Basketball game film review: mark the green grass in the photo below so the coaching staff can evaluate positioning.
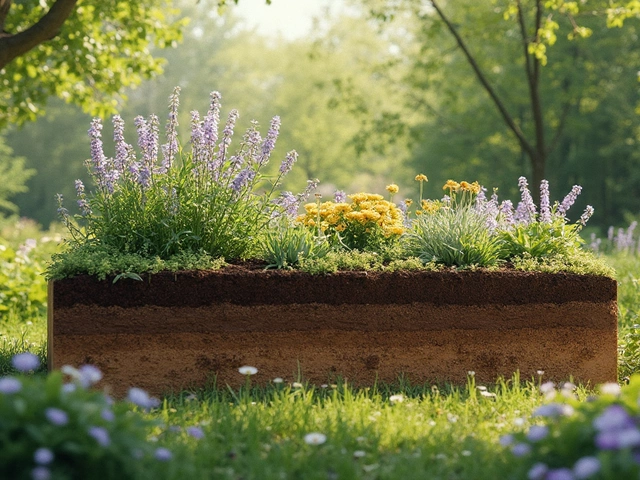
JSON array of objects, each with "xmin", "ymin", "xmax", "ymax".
[{"xmin": 1, "ymin": 247, "xmax": 637, "ymax": 478}]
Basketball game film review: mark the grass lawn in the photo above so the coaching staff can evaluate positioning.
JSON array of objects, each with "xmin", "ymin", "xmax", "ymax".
[{"xmin": 0, "ymin": 251, "xmax": 637, "ymax": 479}]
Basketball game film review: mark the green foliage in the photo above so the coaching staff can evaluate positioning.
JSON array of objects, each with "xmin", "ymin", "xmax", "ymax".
[
  {"xmin": 0, "ymin": 137, "xmax": 35, "ymax": 215},
  {"xmin": 407, "ymin": 205, "xmax": 503, "ymax": 267},
  {"xmin": 46, "ymin": 243, "xmax": 225, "ymax": 281},
  {"xmin": 511, "ymin": 251, "xmax": 615, "ymax": 277},
  {"xmin": 503, "ymin": 375, "xmax": 640, "ymax": 480},
  {"xmin": 498, "ymin": 217, "xmax": 584, "ymax": 259},
  {"xmin": 297, "ymin": 249, "xmax": 438, "ymax": 274},
  {"xmin": 261, "ymin": 222, "xmax": 330, "ymax": 269},
  {"xmin": 0, "ymin": 366, "xmax": 160, "ymax": 480},
  {"xmin": 1, "ymin": 1, "xmax": 186, "ymax": 129}
]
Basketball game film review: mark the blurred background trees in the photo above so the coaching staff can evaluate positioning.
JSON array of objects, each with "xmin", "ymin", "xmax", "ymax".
[{"xmin": 1, "ymin": 0, "xmax": 639, "ymax": 230}]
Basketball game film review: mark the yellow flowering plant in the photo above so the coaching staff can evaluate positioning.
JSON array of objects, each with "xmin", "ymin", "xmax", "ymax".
[{"xmin": 297, "ymin": 192, "xmax": 405, "ymax": 252}]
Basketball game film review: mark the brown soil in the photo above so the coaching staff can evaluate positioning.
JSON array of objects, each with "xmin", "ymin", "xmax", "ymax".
[
  {"xmin": 49, "ymin": 268, "xmax": 618, "ymax": 396},
  {"xmin": 53, "ymin": 267, "xmax": 616, "ymax": 308}
]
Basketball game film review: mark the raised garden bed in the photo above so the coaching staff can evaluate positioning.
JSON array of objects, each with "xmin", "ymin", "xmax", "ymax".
[{"xmin": 48, "ymin": 265, "xmax": 618, "ymax": 396}]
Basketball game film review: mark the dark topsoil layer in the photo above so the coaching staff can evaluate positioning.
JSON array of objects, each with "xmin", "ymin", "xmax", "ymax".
[{"xmin": 53, "ymin": 263, "xmax": 617, "ymax": 308}]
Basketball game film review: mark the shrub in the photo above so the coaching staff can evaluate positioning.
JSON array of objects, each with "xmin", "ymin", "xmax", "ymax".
[
  {"xmin": 0, "ymin": 354, "xmax": 163, "ymax": 480},
  {"xmin": 55, "ymin": 88, "xmax": 314, "ymax": 264},
  {"xmin": 502, "ymin": 376, "xmax": 640, "ymax": 480},
  {"xmin": 261, "ymin": 221, "xmax": 330, "ymax": 269}
]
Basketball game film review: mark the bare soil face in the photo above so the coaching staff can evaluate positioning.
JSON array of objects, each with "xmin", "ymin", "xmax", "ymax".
[{"xmin": 49, "ymin": 267, "xmax": 618, "ymax": 396}]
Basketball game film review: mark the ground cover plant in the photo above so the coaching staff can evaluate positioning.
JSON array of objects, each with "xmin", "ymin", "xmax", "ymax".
[{"xmin": 47, "ymin": 88, "xmax": 611, "ymax": 280}]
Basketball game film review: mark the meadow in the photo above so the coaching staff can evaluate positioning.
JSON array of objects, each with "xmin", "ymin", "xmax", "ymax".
[{"xmin": 1, "ymin": 220, "xmax": 639, "ymax": 479}]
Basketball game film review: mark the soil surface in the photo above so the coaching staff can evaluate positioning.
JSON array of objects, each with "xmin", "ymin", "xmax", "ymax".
[{"xmin": 53, "ymin": 266, "xmax": 617, "ymax": 308}]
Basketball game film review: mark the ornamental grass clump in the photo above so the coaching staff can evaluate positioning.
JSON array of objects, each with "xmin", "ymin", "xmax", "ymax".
[
  {"xmin": 502, "ymin": 376, "xmax": 640, "ymax": 480},
  {"xmin": 56, "ymin": 87, "xmax": 310, "ymax": 263}
]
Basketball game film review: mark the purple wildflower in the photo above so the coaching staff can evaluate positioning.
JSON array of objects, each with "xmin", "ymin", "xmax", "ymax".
[
  {"xmin": 242, "ymin": 120, "xmax": 262, "ymax": 167},
  {"xmin": 296, "ymin": 179, "xmax": 319, "ymax": 203},
  {"xmin": 257, "ymin": 115, "xmax": 280, "ymax": 166},
  {"xmin": 88, "ymin": 118, "xmax": 108, "ymax": 189},
  {"xmin": 546, "ymin": 468, "xmax": 575, "ymax": 480},
  {"xmin": 573, "ymin": 456, "xmax": 601, "ymax": 479},
  {"xmin": 593, "ymin": 405, "xmax": 635, "ymax": 432},
  {"xmin": 12, "ymin": 352, "xmax": 40, "ymax": 372},
  {"xmin": 190, "ymin": 110, "xmax": 205, "ymax": 166},
  {"xmin": 511, "ymin": 443, "xmax": 531, "ymax": 457},
  {"xmin": 212, "ymin": 109, "xmax": 239, "ymax": 173},
  {"xmin": 557, "ymin": 185, "xmax": 582, "ymax": 217},
  {"xmin": 500, "ymin": 200, "xmax": 515, "ymax": 226},
  {"xmin": 127, "ymin": 387, "xmax": 160, "ymax": 409},
  {"xmin": 279, "ymin": 149, "xmax": 297, "ymax": 175},
  {"xmin": 579, "ymin": 205, "xmax": 594, "ymax": 227},
  {"xmin": 187, "ymin": 426, "xmax": 205, "ymax": 439},
  {"xmin": 31, "ymin": 466, "xmax": 51, "ymax": 480},
  {"xmin": 499, "ymin": 434, "xmax": 514, "ymax": 447},
  {"xmin": 88, "ymin": 426, "xmax": 111, "ymax": 447},
  {"xmin": 527, "ymin": 463, "xmax": 548, "ymax": 480},
  {"xmin": 230, "ymin": 168, "xmax": 255, "ymax": 193},
  {"xmin": 78, "ymin": 364, "xmax": 103, "ymax": 387},
  {"xmin": 155, "ymin": 447, "xmax": 173, "ymax": 461},
  {"xmin": 515, "ymin": 176, "xmax": 536, "ymax": 224},
  {"xmin": 526, "ymin": 425, "xmax": 549, "ymax": 442},
  {"xmin": 532, "ymin": 403, "xmax": 566, "ymax": 418},
  {"xmin": 134, "ymin": 116, "xmax": 156, "ymax": 188},
  {"xmin": 607, "ymin": 226, "xmax": 614, "ymax": 242},
  {"xmin": 34, "ymin": 448, "xmax": 54, "ymax": 465},
  {"xmin": 539, "ymin": 180, "xmax": 551, "ymax": 223},
  {"xmin": 162, "ymin": 86, "xmax": 181, "ymax": 172},
  {"xmin": 75, "ymin": 179, "xmax": 92, "ymax": 216},
  {"xmin": 0, "ymin": 377, "xmax": 22, "ymax": 394},
  {"xmin": 203, "ymin": 91, "xmax": 221, "ymax": 152},
  {"xmin": 112, "ymin": 115, "xmax": 132, "ymax": 173},
  {"xmin": 45, "ymin": 408, "xmax": 69, "ymax": 426},
  {"xmin": 273, "ymin": 191, "xmax": 299, "ymax": 218},
  {"xmin": 397, "ymin": 201, "xmax": 407, "ymax": 215},
  {"xmin": 101, "ymin": 409, "xmax": 115, "ymax": 422},
  {"xmin": 334, "ymin": 190, "xmax": 347, "ymax": 203}
]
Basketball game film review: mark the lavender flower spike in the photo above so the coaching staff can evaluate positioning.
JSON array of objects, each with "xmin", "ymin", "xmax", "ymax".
[
  {"xmin": 257, "ymin": 115, "xmax": 281, "ymax": 166},
  {"xmin": 88, "ymin": 118, "xmax": 108, "ymax": 190},
  {"xmin": 279, "ymin": 150, "xmax": 298, "ymax": 175},
  {"xmin": 203, "ymin": 91, "xmax": 221, "ymax": 153},
  {"xmin": 539, "ymin": 180, "xmax": 551, "ymax": 223},
  {"xmin": 112, "ymin": 115, "xmax": 132, "ymax": 173},
  {"xmin": 579, "ymin": 205, "xmax": 594, "ymax": 227},
  {"xmin": 162, "ymin": 86, "xmax": 181, "ymax": 172},
  {"xmin": 334, "ymin": 190, "xmax": 347, "ymax": 203},
  {"xmin": 557, "ymin": 185, "xmax": 582, "ymax": 217},
  {"xmin": 517, "ymin": 176, "xmax": 537, "ymax": 224},
  {"xmin": 230, "ymin": 167, "xmax": 255, "ymax": 193},
  {"xmin": 75, "ymin": 180, "xmax": 92, "ymax": 216},
  {"xmin": 212, "ymin": 109, "xmax": 240, "ymax": 173}
]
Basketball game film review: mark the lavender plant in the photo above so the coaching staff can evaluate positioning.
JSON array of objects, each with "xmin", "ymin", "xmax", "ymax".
[
  {"xmin": 492, "ymin": 177, "xmax": 593, "ymax": 259},
  {"xmin": 56, "ymin": 88, "xmax": 308, "ymax": 265},
  {"xmin": 502, "ymin": 377, "xmax": 640, "ymax": 480}
]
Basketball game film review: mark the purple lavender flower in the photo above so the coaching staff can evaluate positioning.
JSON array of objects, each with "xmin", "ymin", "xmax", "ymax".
[
  {"xmin": 187, "ymin": 426, "xmax": 205, "ymax": 439},
  {"xmin": 499, "ymin": 200, "xmax": 515, "ymax": 226},
  {"xmin": 112, "ymin": 115, "xmax": 132, "ymax": 173},
  {"xmin": 34, "ymin": 448, "xmax": 54, "ymax": 465},
  {"xmin": 190, "ymin": 110, "xmax": 205, "ymax": 166},
  {"xmin": 212, "ymin": 109, "xmax": 239, "ymax": 173},
  {"xmin": 499, "ymin": 434, "xmax": 514, "ymax": 447},
  {"xmin": 593, "ymin": 405, "xmax": 635, "ymax": 432},
  {"xmin": 539, "ymin": 180, "xmax": 551, "ymax": 223},
  {"xmin": 162, "ymin": 86, "xmax": 181, "ymax": 172},
  {"xmin": 203, "ymin": 91, "xmax": 221, "ymax": 152},
  {"xmin": 273, "ymin": 191, "xmax": 299, "ymax": 218},
  {"xmin": 532, "ymin": 403, "xmax": 566, "ymax": 418},
  {"xmin": 334, "ymin": 190, "xmax": 347, "ymax": 203},
  {"xmin": 579, "ymin": 206, "xmax": 594, "ymax": 227},
  {"xmin": 31, "ymin": 466, "xmax": 51, "ymax": 480},
  {"xmin": 101, "ymin": 409, "xmax": 115, "ymax": 422},
  {"xmin": 557, "ymin": 185, "xmax": 582, "ymax": 217},
  {"xmin": 256, "ymin": 115, "xmax": 281, "ymax": 166},
  {"xmin": 515, "ymin": 176, "xmax": 537, "ymax": 224},
  {"xmin": 134, "ymin": 116, "xmax": 156, "ymax": 188},
  {"xmin": 573, "ymin": 456, "xmax": 601, "ymax": 479},
  {"xmin": 279, "ymin": 149, "xmax": 297, "ymax": 175},
  {"xmin": 526, "ymin": 425, "xmax": 549, "ymax": 442},
  {"xmin": 607, "ymin": 226, "xmax": 614, "ymax": 242},
  {"xmin": 546, "ymin": 468, "xmax": 575, "ymax": 480},
  {"xmin": 511, "ymin": 443, "xmax": 531, "ymax": 457},
  {"xmin": 155, "ymin": 447, "xmax": 172, "ymax": 461},
  {"xmin": 296, "ymin": 179, "xmax": 319, "ymax": 203},
  {"xmin": 88, "ymin": 426, "xmax": 111, "ymax": 447},
  {"xmin": 12, "ymin": 352, "xmax": 40, "ymax": 372},
  {"xmin": 75, "ymin": 180, "xmax": 92, "ymax": 216},
  {"xmin": 527, "ymin": 463, "xmax": 548, "ymax": 480},
  {"xmin": 0, "ymin": 377, "xmax": 22, "ymax": 394},
  {"xmin": 230, "ymin": 167, "xmax": 255, "ymax": 193},
  {"xmin": 88, "ymin": 118, "xmax": 108, "ymax": 189},
  {"xmin": 45, "ymin": 408, "xmax": 69, "ymax": 426}
]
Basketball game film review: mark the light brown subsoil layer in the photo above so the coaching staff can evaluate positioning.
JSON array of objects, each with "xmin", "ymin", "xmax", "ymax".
[{"xmin": 49, "ymin": 269, "xmax": 618, "ymax": 396}]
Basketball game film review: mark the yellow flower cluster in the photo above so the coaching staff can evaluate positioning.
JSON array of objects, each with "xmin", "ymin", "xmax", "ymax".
[
  {"xmin": 297, "ymin": 192, "xmax": 405, "ymax": 238},
  {"xmin": 443, "ymin": 180, "xmax": 481, "ymax": 194}
]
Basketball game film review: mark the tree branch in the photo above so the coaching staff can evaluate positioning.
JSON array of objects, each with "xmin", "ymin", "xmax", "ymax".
[
  {"xmin": 515, "ymin": 0, "xmax": 533, "ymax": 81},
  {"xmin": 429, "ymin": 0, "xmax": 535, "ymax": 158},
  {"xmin": 0, "ymin": 0, "xmax": 78, "ymax": 70},
  {"xmin": 0, "ymin": 0, "xmax": 11, "ymax": 34}
]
